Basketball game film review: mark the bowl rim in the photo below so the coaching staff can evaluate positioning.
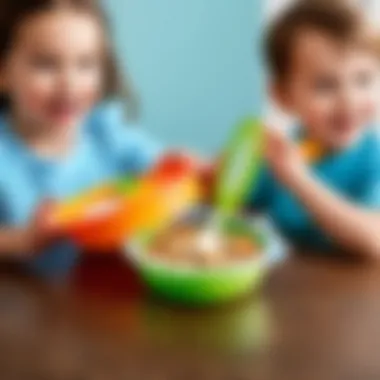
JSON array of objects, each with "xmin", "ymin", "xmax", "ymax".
[
  {"xmin": 123, "ymin": 212, "xmax": 276, "ymax": 276},
  {"xmin": 126, "ymin": 241, "xmax": 269, "ymax": 276}
]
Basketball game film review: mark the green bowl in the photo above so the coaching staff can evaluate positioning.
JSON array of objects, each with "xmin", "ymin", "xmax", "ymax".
[{"xmin": 124, "ymin": 212, "xmax": 271, "ymax": 306}]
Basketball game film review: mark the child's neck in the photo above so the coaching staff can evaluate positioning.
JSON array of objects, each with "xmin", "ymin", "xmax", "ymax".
[{"xmin": 11, "ymin": 114, "xmax": 78, "ymax": 159}]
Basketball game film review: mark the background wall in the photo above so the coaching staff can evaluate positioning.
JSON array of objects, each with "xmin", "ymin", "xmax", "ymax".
[{"xmin": 105, "ymin": 0, "xmax": 262, "ymax": 156}]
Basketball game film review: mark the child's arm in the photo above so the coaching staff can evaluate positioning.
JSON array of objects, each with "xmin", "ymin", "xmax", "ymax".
[
  {"xmin": 266, "ymin": 129, "xmax": 380, "ymax": 258},
  {"xmin": 0, "ymin": 201, "xmax": 55, "ymax": 259},
  {"xmin": 0, "ymin": 227, "xmax": 37, "ymax": 258},
  {"xmin": 90, "ymin": 102, "xmax": 162, "ymax": 174}
]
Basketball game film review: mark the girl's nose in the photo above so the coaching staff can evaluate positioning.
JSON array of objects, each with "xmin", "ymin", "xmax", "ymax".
[{"xmin": 57, "ymin": 67, "xmax": 78, "ymax": 95}]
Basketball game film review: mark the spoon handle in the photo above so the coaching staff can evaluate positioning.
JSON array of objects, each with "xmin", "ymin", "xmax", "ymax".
[{"xmin": 215, "ymin": 118, "xmax": 265, "ymax": 217}]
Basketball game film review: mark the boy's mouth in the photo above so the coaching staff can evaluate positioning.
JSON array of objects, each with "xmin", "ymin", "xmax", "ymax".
[{"xmin": 331, "ymin": 114, "xmax": 357, "ymax": 135}]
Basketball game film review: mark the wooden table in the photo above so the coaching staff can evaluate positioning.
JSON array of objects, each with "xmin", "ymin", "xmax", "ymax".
[{"xmin": 0, "ymin": 253, "xmax": 380, "ymax": 380}]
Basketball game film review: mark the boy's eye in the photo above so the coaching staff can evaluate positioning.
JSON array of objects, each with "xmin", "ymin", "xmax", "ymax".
[
  {"xmin": 313, "ymin": 77, "xmax": 338, "ymax": 93},
  {"xmin": 355, "ymin": 71, "xmax": 373, "ymax": 87}
]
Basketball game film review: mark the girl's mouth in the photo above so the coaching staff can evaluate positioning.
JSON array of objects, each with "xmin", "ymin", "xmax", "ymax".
[{"xmin": 46, "ymin": 99, "xmax": 82, "ymax": 123}]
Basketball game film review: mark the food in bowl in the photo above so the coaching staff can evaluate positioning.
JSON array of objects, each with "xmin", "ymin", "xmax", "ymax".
[
  {"xmin": 147, "ymin": 219, "xmax": 260, "ymax": 269},
  {"xmin": 126, "ymin": 212, "xmax": 269, "ymax": 305}
]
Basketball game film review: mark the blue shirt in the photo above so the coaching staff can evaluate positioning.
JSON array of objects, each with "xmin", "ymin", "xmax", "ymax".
[
  {"xmin": 0, "ymin": 102, "xmax": 162, "ymax": 277},
  {"xmin": 249, "ymin": 129, "xmax": 380, "ymax": 252}
]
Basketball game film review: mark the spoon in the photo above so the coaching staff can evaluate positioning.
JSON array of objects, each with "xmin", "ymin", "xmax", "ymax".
[{"xmin": 198, "ymin": 117, "xmax": 265, "ymax": 253}]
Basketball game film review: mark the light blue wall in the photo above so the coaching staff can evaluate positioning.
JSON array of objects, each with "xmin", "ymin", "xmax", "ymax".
[{"xmin": 106, "ymin": 0, "xmax": 262, "ymax": 155}]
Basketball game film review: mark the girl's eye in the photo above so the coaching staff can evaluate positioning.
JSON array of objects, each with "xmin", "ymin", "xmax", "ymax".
[
  {"xmin": 313, "ymin": 77, "xmax": 338, "ymax": 93},
  {"xmin": 29, "ymin": 55, "xmax": 57, "ymax": 71},
  {"xmin": 77, "ymin": 56, "xmax": 100, "ymax": 71}
]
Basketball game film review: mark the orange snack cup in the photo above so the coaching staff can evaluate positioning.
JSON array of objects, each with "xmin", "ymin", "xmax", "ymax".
[{"xmin": 49, "ymin": 155, "xmax": 201, "ymax": 251}]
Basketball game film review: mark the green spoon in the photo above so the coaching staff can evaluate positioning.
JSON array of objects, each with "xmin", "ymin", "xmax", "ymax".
[
  {"xmin": 214, "ymin": 117, "xmax": 265, "ymax": 220},
  {"xmin": 199, "ymin": 118, "xmax": 265, "ymax": 252}
]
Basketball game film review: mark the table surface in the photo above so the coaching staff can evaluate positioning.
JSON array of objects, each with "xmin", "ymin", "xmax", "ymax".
[{"xmin": 0, "ymin": 253, "xmax": 380, "ymax": 380}]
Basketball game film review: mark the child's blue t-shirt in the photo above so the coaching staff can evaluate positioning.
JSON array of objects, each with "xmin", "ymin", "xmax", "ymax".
[
  {"xmin": 249, "ymin": 129, "xmax": 380, "ymax": 252},
  {"xmin": 0, "ymin": 102, "xmax": 162, "ymax": 277}
]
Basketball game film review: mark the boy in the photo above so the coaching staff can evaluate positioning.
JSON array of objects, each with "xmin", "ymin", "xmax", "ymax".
[{"xmin": 253, "ymin": 0, "xmax": 380, "ymax": 257}]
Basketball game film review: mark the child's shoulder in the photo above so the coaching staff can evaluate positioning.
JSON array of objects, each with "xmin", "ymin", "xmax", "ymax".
[
  {"xmin": 86, "ymin": 101, "xmax": 144, "ymax": 140},
  {"xmin": 360, "ymin": 128, "xmax": 380, "ymax": 160},
  {"xmin": 88, "ymin": 101, "xmax": 125, "ymax": 125},
  {"xmin": 87, "ymin": 101, "xmax": 139, "ymax": 129},
  {"xmin": 87, "ymin": 100, "xmax": 160, "ymax": 150},
  {"xmin": 0, "ymin": 114, "xmax": 18, "ymax": 157},
  {"xmin": 352, "ymin": 128, "xmax": 380, "ymax": 181},
  {"xmin": 85, "ymin": 101, "xmax": 161, "ymax": 168}
]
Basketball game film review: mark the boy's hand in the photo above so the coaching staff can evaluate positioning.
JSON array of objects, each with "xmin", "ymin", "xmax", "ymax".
[{"xmin": 265, "ymin": 129, "xmax": 309, "ymax": 188}]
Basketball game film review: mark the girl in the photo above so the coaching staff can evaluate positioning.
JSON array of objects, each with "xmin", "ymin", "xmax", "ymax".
[{"xmin": 0, "ymin": 0, "xmax": 166, "ymax": 277}]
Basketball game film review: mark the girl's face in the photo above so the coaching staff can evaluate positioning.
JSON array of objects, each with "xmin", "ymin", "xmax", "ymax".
[
  {"xmin": 277, "ymin": 29, "xmax": 380, "ymax": 150},
  {"xmin": 1, "ymin": 10, "xmax": 104, "ymax": 131}
]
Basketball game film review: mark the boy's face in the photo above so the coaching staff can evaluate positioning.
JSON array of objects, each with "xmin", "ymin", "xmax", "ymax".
[{"xmin": 277, "ymin": 29, "xmax": 380, "ymax": 149}]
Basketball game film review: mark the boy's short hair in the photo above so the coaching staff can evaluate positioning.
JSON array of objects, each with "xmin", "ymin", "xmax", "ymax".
[{"xmin": 265, "ymin": 0, "xmax": 379, "ymax": 80}]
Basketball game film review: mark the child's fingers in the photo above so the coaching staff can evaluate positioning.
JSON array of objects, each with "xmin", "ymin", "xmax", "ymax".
[
  {"xmin": 25, "ymin": 199, "xmax": 60, "ymax": 256},
  {"xmin": 34, "ymin": 199, "xmax": 59, "ymax": 235},
  {"xmin": 266, "ymin": 128, "xmax": 295, "ymax": 152},
  {"xmin": 265, "ymin": 129, "xmax": 284, "ymax": 157},
  {"xmin": 265, "ymin": 128, "xmax": 286, "ymax": 144},
  {"xmin": 34, "ymin": 199, "xmax": 55, "ymax": 221}
]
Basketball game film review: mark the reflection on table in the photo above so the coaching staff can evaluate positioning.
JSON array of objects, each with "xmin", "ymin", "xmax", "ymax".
[{"xmin": 0, "ymin": 253, "xmax": 379, "ymax": 379}]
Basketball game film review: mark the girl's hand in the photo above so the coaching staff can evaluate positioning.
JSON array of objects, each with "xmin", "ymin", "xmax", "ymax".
[
  {"xmin": 265, "ymin": 129, "xmax": 309, "ymax": 189},
  {"xmin": 23, "ymin": 200, "xmax": 58, "ymax": 256}
]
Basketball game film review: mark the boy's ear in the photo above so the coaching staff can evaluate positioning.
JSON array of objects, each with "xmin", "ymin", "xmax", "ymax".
[{"xmin": 270, "ymin": 81, "xmax": 293, "ymax": 114}]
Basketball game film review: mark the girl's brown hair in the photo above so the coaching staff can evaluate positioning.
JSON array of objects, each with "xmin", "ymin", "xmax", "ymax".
[{"xmin": 0, "ymin": 0, "xmax": 138, "ymax": 118}]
